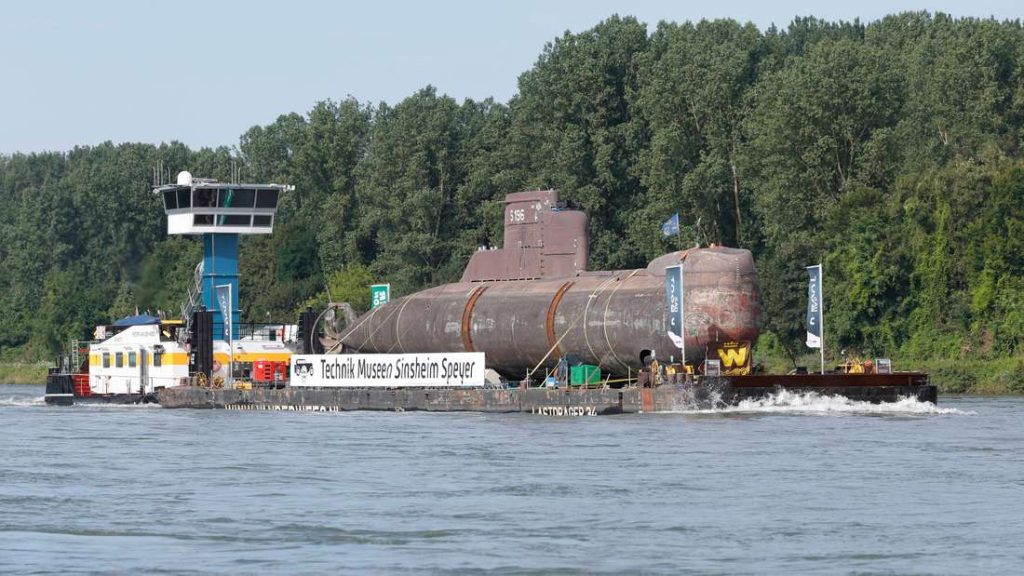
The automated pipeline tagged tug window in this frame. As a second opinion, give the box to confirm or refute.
[153,352,162,367]
[220,214,251,227]
[128,352,137,368]
[219,187,256,208]
[115,352,123,368]
[233,188,256,207]
[216,188,232,207]
[255,189,279,209]
[102,353,110,368]
[194,188,216,207]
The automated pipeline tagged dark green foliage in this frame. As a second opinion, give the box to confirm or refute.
[927,362,977,394]
[991,360,1024,394]
[275,225,321,282]
[1,12,1023,374]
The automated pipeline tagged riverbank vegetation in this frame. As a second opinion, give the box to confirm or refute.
[2,12,1022,392]
[0,363,49,385]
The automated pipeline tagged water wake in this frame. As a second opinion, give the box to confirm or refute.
[0,394,46,407]
[678,389,970,416]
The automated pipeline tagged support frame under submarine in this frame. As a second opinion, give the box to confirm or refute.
[160,189,936,412]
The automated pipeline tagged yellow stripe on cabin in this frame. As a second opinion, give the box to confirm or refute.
[154,352,190,366]
[144,351,292,367]
[234,352,292,363]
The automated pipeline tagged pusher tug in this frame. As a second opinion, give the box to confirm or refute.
[44,172,294,405]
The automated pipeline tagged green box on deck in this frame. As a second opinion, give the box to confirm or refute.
[570,364,601,386]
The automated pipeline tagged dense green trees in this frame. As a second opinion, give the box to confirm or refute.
[1,12,1022,367]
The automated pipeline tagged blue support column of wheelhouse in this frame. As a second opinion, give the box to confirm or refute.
[201,233,239,342]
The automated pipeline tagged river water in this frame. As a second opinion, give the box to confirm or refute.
[1,383,1022,575]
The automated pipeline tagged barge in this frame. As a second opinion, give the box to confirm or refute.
[158,372,936,414]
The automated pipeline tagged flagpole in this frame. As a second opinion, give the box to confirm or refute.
[228,283,234,387]
[676,212,682,251]
[680,263,686,367]
[819,261,825,375]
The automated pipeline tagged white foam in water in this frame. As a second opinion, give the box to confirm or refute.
[76,401,163,410]
[0,395,46,407]
[683,389,971,416]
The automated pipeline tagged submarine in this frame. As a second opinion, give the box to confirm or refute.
[337,189,762,379]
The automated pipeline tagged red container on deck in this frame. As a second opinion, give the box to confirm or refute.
[253,360,274,383]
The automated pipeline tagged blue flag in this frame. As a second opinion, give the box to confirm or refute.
[661,213,680,237]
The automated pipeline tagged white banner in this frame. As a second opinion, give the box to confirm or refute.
[290,353,486,387]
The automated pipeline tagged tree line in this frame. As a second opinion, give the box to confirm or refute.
[1,12,1022,365]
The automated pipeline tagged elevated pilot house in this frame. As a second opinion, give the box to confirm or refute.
[154,171,293,340]
[156,172,289,235]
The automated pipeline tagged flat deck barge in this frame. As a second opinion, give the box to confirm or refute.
[158,372,936,414]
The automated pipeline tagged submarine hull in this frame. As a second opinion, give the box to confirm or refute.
[341,247,761,378]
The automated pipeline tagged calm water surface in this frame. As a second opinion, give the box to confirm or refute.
[1,384,1022,575]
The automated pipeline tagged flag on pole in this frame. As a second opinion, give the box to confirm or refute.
[806,265,822,349]
[664,264,685,355]
[661,213,680,237]
[215,284,232,343]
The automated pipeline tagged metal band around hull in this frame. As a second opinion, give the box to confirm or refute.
[545,281,574,357]
[461,285,488,352]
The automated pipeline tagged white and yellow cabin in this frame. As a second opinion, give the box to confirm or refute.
[88,319,292,395]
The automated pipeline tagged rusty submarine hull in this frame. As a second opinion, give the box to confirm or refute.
[338,190,762,379]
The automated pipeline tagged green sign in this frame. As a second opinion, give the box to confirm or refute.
[371,283,391,309]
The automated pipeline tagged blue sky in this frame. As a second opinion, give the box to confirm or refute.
[1,0,1019,153]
